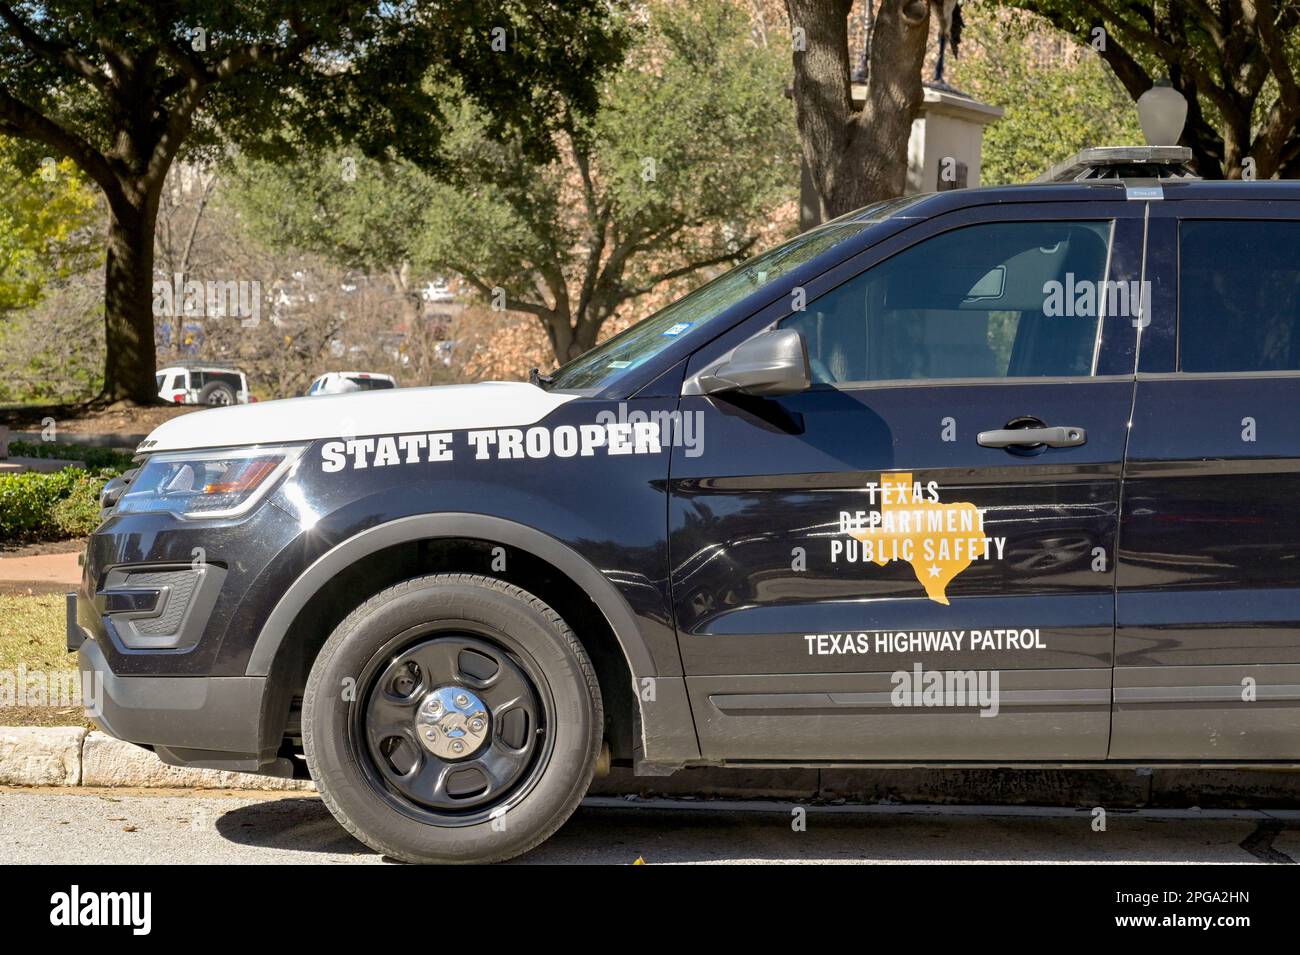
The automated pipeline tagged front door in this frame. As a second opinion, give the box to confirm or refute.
[670,206,1143,762]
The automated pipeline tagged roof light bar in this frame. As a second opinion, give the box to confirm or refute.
[1033,146,1197,183]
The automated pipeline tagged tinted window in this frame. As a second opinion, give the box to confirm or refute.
[1180,220,1300,372]
[781,220,1113,384]
[349,377,394,390]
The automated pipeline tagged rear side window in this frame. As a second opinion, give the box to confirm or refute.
[1179,220,1300,372]
[781,220,1114,384]
[349,377,394,390]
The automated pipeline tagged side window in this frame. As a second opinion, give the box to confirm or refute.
[781,220,1113,384]
[1179,220,1300,373]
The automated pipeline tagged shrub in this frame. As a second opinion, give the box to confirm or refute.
[0,467,113,542]
[6,439,134,472]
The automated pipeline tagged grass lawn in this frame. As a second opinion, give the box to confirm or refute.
[0,593,93,727]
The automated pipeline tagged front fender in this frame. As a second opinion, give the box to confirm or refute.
[247,512,698,772]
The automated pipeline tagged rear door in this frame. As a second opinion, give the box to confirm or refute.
[670,202,1145,762]
[1112,202,1300,760]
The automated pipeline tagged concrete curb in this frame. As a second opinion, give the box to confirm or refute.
[0,727,313,791]
[0,727,85,786]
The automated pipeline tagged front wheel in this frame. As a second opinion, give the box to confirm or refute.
[303,574,602,863]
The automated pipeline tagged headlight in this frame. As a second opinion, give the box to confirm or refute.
[115,445,306,520]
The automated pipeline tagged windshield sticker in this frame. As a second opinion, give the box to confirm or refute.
[607,360,632,369]
[662,322,692,336]
[831,472,1008,605]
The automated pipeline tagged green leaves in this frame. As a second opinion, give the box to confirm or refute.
[225,0,797,365]
[0,1,632,400]
[0,139,99,313]
[0,2,631,171]
[0,466,114,542]
[954,9,1142,185]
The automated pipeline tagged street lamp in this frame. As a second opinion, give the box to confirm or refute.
[1137,79,1188,147]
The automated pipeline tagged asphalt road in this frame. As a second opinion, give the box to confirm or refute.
[1,788,1298,864]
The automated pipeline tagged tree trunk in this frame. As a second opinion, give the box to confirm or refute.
[102,189,163,404]
[788,0,931,220]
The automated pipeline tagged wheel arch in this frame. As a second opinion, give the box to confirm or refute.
[248,513,698,772]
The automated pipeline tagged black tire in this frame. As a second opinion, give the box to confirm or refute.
[197,381,236,405]
[303,574,602,864]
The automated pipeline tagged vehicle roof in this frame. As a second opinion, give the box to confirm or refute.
[157,363,246,372]
[317,371,396,378]
[862,178,1300,222]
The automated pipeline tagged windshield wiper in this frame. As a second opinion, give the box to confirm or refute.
[528,367,554,390]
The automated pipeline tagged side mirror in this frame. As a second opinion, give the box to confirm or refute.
[687,328,811,397]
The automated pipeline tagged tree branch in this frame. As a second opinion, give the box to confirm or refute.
[570,133,610,323]
[1249,0,1300,113]
[457,272,557,320]
[0,2,108,90]
[617,237,760,300]
[0,82,122,205]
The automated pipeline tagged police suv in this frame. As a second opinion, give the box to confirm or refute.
[72,149,1300,863]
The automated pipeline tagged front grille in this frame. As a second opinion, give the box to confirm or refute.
[122,569,201,635]
[99,563,225,651]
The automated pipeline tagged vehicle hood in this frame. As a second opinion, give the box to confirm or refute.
[139,381,578,454]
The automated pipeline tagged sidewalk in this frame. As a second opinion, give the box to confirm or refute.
[0,551,80,595]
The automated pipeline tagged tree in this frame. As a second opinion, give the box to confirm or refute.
[230,0,799,368]
[0,1,629,403]
[0,137,98,313]
[785,0,938,219]
[1000,0,1300,179]
[952,6,1142,184]
[226,152,440,330]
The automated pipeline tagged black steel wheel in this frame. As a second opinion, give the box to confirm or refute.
[355,632,551,823]
[303,574,602,864]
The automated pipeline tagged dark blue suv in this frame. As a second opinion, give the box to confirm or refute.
[72,151,1300,862]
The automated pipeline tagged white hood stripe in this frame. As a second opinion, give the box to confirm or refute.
[139,381,578,454]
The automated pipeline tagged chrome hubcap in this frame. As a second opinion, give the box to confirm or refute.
[415,685,490,760]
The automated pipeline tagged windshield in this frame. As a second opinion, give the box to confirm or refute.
[546,221,874,391]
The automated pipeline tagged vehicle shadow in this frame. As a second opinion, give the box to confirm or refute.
[214,797,372,858]
[213,797,1294,864]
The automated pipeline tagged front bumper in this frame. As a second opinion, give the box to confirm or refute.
[76,629,286,774]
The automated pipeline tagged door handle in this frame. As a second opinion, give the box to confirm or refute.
[977,425,1087,449]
